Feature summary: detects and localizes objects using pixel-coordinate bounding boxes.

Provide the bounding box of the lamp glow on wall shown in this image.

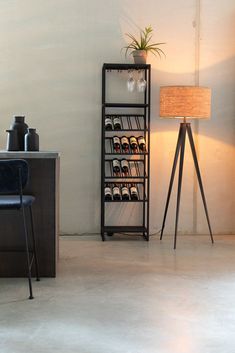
[159,86,214,249]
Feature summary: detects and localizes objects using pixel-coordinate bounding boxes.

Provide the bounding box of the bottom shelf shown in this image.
[102,226,149,241]
[104,226,147,233]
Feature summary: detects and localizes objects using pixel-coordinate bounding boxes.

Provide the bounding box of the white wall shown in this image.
[0,0,234,234]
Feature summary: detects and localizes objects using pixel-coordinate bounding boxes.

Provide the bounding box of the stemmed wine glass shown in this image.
[127,70,135,92]
[137,70,147,92]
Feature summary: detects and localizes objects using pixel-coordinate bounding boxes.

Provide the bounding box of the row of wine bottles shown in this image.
[105,184,139,201]
[105,116,122,130]
[112,158,129,175]
[112,135,146,152]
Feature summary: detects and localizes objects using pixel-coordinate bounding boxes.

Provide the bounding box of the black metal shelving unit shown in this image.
[101,63,151,241]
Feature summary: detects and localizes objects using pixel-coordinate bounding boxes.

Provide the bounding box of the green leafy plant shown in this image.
[123,25,166,58]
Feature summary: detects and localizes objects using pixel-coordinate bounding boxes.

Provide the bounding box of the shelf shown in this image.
[104,181,144,185]
[104,182,145,202]
[105,138,148,155]
[101,63,151,241]
[103,63,151,71]
[105,152,148,156]
[106,129,146,132]
[104,103,148,108]
[105,159,146,179]
[105,199,147,203]
[104,226,148,233]
[104,114,147,132]
[105,176,147,180]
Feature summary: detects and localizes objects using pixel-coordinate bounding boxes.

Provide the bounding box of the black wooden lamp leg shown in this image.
[174,123,186,249]
[186,123,214,244]
[160,124,183,240]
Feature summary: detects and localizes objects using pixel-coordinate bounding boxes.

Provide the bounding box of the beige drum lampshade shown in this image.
[160,86,211,119]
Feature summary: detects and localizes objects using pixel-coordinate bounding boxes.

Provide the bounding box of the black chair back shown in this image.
[0,159,29,194]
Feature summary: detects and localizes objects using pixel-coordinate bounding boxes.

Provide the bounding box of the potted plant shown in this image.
[123,25,166,64]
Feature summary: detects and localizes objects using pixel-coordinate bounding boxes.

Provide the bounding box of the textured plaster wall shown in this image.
[0,0,234,234]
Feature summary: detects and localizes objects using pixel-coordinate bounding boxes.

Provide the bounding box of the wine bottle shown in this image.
[113,136,121,152]
[121,159,129,175]
[112,184,121,200]
[105,116,113,130]
[130,184,139,200]
[112,159,121,174]
[104,184,112,201]
[130,136,138,152]
[113,116,121,130]
[138,136,146,151]
[121,136,129,152]
[121,184,130,200]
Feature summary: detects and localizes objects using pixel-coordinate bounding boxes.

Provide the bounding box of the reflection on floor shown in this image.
[1,235,235,353]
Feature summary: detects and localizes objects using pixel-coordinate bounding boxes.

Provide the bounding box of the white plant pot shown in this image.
[132,50,147,64]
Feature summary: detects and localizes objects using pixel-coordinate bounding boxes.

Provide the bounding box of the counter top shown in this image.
[0,151,60,159]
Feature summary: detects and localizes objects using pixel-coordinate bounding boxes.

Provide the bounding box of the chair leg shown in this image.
[21,206,34,299]
[29,206,40,281]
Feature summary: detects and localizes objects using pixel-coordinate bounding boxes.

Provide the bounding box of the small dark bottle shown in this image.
[130,184,139,200]
[121,159,129,175]
[112,184,121,200]
[112,159,121,174]
[104,184,112,201]
[24,128,39,151]
[138,136,146,151]
[113,116,121,130]
[130,136,138,152]
[113,136,121,152]
[121,136,129,152]
[121,184,130,201]
[105,116,113,130]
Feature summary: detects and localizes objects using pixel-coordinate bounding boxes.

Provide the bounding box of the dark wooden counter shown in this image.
[0,151,60,277]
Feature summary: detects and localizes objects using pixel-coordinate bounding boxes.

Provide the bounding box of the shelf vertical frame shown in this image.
[101,63,151,241]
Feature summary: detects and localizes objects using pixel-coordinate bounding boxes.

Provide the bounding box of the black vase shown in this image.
[10,116,28,151]
[24,128,39,151]
[6,129,19,151]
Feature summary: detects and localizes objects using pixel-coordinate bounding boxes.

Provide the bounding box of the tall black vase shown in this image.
[10,116,28,151]
[24,128,39,151]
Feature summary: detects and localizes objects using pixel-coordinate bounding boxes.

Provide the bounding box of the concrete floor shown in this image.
[1,235,235,353]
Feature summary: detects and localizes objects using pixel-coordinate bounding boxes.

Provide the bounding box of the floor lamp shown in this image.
[159,86,214,249]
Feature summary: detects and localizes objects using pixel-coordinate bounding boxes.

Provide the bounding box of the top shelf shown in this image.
[104,103,148,108]
[103,63,151,71]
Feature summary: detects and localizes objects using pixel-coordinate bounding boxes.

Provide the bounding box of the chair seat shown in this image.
[0,195,35,209]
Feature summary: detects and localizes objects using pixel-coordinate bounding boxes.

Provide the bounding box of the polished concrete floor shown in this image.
[1,234,235,353]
